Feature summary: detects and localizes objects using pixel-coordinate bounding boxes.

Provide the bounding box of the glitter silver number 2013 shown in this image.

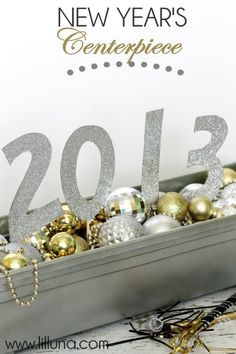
[60,126,115,220]
[187,116,228,200]
[2,133,63,242]
[2,112,228,240]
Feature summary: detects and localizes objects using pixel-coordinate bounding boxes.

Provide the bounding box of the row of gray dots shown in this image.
[67,62,184,76]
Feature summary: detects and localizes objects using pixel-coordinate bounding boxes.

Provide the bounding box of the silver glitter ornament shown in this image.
[105,187,147,223]
[142,109,163,205]
[143,215,181,235]
[224,197,236,207]
[5,242,42,262]
[220,183,236,200]
[61,125,115,220]
[2,133,63,242]
[213,197,236,209]
[213,199,227,209]
[0,235,8,247]
[180,183,203,201]
[99,215,144,246]
[187,116,228,200]
[221,205,236,216]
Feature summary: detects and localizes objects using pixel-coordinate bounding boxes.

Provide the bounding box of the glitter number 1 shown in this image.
[187,116,228,200]
[141,109,163,205]
[2,133,63,241]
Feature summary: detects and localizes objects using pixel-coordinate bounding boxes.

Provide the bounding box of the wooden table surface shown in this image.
[20,287,236,354]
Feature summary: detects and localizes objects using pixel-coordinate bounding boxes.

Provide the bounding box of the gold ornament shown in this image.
[95,208,108,222]
[181,212,194,226]
[51,212,80,233]
[23,231,49,250]
[46,204,82,238]
[210,207,225,219]
[62,204,71,213]
[188,196,212,221]
[49,232,75,257]
[42,252,55,261]
[41,225,53,238]
[74,236,89,253]
[2,253,29,270]
[223,168,236,187]
[86,220,103,249]
[156,192,188,221]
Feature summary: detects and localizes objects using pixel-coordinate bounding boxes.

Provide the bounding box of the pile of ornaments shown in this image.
[0,205,93,270]
[1,167,236,271]
[99,167,236,245]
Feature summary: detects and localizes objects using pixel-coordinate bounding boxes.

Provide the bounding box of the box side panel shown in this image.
[0,237,236,353]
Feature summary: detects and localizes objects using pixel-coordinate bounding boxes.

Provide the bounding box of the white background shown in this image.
[0,0,235,216]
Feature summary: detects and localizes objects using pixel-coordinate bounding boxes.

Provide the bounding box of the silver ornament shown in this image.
[220,183,236,200]
[213,199,228,209]
[99,215,144,246]
[0,235,9,262]
[158,191,165,198]
[187,116,228,200]
[221,205,236,216]
[224,197,236,207]
[0,235,8,246]
[5,242,42,262]
[0,251,7,263]
[61,125,115,220]
[143,215,180,235]
[142,109,163,205]
[180,183,203,201]
[105,187,147,223]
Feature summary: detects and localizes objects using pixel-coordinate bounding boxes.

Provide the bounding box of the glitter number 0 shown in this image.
[2,133,63,241]
[187,116,228,200]
[60,126,115,220]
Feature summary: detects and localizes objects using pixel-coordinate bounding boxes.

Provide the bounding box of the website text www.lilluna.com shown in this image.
[4,336,109,351]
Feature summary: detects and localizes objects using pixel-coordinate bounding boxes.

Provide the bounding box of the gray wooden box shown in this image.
[0,165,236,353]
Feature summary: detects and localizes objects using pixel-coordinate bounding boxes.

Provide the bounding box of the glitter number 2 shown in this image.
[2,133,63,241]
[187,116,228,200]
[60,126,115,220]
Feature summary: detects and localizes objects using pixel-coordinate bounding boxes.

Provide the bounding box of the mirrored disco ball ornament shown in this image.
[105,187,147,223]
[99,215,144,246]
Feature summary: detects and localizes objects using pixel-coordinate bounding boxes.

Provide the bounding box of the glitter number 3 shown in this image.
[2,133,63,241]
[187,116,228,200]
